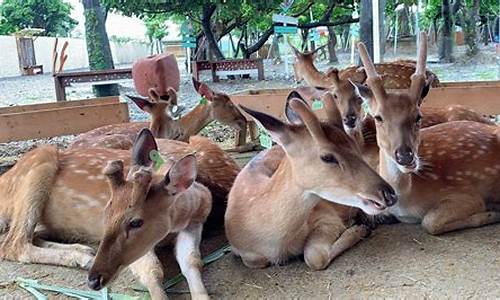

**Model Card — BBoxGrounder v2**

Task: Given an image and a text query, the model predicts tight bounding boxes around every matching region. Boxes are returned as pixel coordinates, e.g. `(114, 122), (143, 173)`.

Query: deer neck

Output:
(300, 62), (335, 88)
(378, 148), (412, 196)
(150, 113), (177, 139)
(264, 158), (322, 229)
(178, 104), (213, 138)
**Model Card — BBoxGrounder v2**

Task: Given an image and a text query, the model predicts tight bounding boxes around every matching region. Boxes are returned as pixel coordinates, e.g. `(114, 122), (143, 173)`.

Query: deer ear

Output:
(192, 77), (214, 100)
(419, 75), (435, 105)
(164, 155), (197, 195)
(131, 128), (158, 167)
(127, 95), (153, 113)
(239, 105), (290, 146)
(285, 91), (307, 125)
(350, 80), (374, 103)
(148, 88), (162, 102)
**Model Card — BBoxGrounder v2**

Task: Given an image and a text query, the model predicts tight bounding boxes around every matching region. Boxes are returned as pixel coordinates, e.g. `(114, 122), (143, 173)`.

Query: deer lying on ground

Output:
(0, 128), (212, 299)
(225, 96), (398, 270)
(353, 32), (500, 235)
(290, 44), (440, 89)
(70, 78), (249, 149)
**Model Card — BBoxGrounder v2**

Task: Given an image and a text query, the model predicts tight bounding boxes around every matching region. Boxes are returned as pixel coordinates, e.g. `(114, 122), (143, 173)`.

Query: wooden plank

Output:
(0, 102), (129, 143)
(424, 86), (500, 115)
(0, 97), (120, 114)
(439, 80), (500, 88)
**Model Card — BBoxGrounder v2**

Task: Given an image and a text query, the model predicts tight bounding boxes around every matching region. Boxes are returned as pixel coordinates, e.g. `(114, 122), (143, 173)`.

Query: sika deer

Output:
(290, 44), (440, 89)
(70, 78), (249, 149)
(70, 87), (180, 149)
(0, 129), (214, 299)
(355, 32), (500, 235)
(225, 97), (397, 270)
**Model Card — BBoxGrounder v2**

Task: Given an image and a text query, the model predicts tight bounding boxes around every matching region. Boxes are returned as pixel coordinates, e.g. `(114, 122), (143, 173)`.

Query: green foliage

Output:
(0, 0), (77, 36)
(144, 14), (169, 41)
(84, 8), (109, 70)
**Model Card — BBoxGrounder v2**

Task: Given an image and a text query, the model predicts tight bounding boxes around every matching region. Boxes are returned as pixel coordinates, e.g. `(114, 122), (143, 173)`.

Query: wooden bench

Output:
(53, 69), (133, 101)
(192, 59), (265, 82)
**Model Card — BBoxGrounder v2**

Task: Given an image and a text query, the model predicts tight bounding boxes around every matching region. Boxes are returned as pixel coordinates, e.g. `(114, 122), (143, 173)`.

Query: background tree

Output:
(0, 0), (77, 36)
(144, 14), (169, 55)
(82, 0), (117, 97)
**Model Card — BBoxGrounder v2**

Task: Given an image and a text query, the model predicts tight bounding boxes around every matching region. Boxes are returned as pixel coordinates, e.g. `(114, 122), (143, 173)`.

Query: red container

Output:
(132, 53), (180, 97)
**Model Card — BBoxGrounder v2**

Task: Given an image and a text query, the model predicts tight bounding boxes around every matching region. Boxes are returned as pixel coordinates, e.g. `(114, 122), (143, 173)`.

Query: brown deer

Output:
(70, 78), (249, 149)
(290, 43), (440, 89)
(0, 129), (212, 300)
(225, 97), (398, 270)
(354, 32), (500, 235)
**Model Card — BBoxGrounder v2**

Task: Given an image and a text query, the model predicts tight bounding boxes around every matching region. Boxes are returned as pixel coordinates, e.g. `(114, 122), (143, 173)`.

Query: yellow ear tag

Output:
(362, 100), (372, 116)
(256, 125), (272, 149)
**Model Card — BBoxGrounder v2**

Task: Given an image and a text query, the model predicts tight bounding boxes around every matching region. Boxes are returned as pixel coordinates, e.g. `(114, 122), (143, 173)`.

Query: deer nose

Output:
(395, 146), (415, 166)
(379, 184), (397, 207)
(343, 114), (357, 129)
(87, 273), (103, 290)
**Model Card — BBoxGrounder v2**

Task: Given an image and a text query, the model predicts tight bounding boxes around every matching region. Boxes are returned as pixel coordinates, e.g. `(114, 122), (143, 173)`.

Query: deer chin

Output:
(357, 193), (388, 215)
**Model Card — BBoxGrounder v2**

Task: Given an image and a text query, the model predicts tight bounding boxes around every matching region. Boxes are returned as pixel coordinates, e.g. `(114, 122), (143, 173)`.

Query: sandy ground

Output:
(2, 223), (500, 298)
(1, 44), (500, 298)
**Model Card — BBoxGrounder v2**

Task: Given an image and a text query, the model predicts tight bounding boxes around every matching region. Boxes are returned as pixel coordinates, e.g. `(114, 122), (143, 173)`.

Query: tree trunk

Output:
(201, 5), (224, 60)
(82, 0), (118, 97)
(463, 0), (480, 56)
(269, 34), (281, 63)
(438, 0), (454, 62)
(359, 0), (385, 63)
(327, 26), (338, 63)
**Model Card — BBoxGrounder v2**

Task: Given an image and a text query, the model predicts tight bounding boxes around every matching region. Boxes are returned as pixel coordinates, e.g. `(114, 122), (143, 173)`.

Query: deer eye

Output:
(320, 154), (338, 164)
(128, 219), (144, 229)
(333, 94), (338, 100)
(374, 115), (383, 123)
(415, 114), (422, 124)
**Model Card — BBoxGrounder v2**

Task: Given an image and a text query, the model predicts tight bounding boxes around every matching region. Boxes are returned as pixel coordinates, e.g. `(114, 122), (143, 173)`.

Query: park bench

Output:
(53, 68), (132, 101)
(192, 59), (265, 82)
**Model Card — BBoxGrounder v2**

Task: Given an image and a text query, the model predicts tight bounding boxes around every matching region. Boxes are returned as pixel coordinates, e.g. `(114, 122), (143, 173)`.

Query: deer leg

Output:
(33, 237), (96, 256)
(304, 223), (369, 271)
(422, 196), (500, 235)
(128, 251), (168, 300)
(11, 243), (94, 269)
(175, 223), (209, 300)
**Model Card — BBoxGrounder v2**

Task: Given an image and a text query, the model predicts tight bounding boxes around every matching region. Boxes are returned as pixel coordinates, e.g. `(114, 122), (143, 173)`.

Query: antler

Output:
(131, 168), (152, 206)
(104, 160), (125, 188)
(357, 42), (387, 101)
(409, 32), (428, 103)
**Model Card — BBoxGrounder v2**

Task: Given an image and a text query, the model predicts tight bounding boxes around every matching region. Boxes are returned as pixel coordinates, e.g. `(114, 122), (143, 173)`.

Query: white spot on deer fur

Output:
(208, 159), (214, 164)
(467, 143), (475, 148)
(74, 169), (89, 175)
(429, 173), (439, 180)
(437, 150), (446, 156)
(465, 171), (472, 176)
(446, 176), (454, 180)
(480, 145), (488, 150)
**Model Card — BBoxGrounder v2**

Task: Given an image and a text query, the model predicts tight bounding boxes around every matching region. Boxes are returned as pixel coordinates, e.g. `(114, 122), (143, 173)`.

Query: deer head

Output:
(192, 77), (247, 131)
(88, 129), (199, 291)
(241, 96), (397, 215)
(290, 43), (327, 83)
(353, 32), (429, 173)
(127, 88), (179, 138)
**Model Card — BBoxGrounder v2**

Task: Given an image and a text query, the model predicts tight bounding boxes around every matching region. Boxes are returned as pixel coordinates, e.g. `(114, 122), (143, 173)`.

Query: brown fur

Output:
(0, 131), (212, 299)
(357, 33), (500, 235)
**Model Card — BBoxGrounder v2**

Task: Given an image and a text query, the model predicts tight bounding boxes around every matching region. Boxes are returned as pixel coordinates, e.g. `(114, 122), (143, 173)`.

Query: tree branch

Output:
(298, 18), (359, 29)
(291, 1), (315, 18)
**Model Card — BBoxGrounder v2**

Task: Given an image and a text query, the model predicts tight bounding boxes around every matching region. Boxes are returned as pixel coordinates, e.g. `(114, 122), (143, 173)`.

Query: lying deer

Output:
(354, 32), (500, 234)
(0, 128), (217, 299)
(225, 96), (398, 270)
(290, 43), (440, 89)
(70, 78), (249, 149)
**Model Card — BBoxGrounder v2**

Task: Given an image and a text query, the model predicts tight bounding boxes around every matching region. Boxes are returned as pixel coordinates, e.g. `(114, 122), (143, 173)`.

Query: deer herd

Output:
(0, 32), (498, 299)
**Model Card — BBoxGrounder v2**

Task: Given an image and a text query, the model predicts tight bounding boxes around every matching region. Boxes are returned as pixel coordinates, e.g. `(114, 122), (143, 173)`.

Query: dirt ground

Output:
(2, 223), (500, 298)
(1, 43), (500, 299)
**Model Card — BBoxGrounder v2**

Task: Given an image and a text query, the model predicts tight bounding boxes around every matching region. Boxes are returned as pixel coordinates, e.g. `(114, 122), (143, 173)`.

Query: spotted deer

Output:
(0, 129), (222, 299)
(290, 44), (440, 89)
(354, 32), (500, 235)
(70, 78), (249, 149)
(225, 97), (398, 270)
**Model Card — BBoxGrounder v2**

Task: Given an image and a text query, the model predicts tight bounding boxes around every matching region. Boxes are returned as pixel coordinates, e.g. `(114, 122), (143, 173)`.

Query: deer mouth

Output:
(358, 194), (387, 211)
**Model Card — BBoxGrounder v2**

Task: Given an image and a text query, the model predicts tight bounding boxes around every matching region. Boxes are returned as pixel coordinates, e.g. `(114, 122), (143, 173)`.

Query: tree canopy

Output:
(0, 0), (78, 36)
